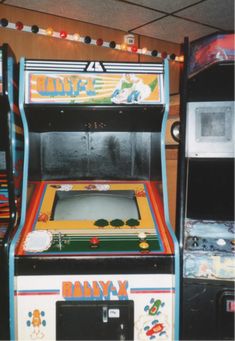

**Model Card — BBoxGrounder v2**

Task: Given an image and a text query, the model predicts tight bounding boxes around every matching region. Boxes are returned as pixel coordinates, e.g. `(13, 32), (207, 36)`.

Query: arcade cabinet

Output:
(8, 59), (179, 340)
(176, 33), (235, 340)
(0, 44), (25, 340)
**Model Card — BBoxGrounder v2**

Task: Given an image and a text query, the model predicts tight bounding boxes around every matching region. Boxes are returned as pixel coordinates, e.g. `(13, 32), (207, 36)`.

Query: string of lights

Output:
(0, 18), (184, 62)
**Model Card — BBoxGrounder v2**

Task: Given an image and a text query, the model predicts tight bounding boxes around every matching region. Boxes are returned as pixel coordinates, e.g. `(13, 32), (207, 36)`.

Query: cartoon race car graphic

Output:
(26, 309), (46, 339)
(136, 298), (169, 340)
(111, 74), (154, 104)
(146, 322), (164, 336)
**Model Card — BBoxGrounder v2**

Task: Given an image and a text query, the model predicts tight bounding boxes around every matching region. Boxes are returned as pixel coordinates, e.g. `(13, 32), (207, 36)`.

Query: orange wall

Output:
(0, 4), (180, 229)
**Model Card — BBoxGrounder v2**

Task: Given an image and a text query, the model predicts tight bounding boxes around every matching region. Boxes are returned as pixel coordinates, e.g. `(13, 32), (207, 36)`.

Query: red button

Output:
(90, 237), (100, 247)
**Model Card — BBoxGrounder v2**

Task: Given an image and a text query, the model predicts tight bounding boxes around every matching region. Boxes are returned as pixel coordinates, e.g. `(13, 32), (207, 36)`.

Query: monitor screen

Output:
(52, 190), (140, 221)
(196, 106), (232, 142)
(200, 112), (226, 137)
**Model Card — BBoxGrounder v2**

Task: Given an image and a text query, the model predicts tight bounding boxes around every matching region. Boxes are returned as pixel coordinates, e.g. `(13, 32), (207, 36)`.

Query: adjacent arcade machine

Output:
(8, 58), (179, 340)
(176, 33), (235, 340)
(0, 44), (25, 340)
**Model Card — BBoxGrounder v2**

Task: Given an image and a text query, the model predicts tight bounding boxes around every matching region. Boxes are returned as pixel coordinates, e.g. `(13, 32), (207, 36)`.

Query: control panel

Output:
(185, 236), (235, 253)
(42, 231), (158, 254)
(183, 219), (235, 280)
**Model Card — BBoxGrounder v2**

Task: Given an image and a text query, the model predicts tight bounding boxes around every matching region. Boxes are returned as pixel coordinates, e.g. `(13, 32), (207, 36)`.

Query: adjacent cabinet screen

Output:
(196, 107), (232, 141)
(186, 101), (234, 157)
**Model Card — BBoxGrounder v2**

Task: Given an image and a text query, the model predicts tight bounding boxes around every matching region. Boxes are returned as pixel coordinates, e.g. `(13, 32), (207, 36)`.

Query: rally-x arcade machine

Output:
(177, 33), (235, 340)
(0, 44), (25, 340)
(8, 58), (179, 340)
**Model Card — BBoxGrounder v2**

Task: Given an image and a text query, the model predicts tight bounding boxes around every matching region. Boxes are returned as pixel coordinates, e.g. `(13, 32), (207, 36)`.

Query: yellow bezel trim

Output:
(35, 183), (156, 232)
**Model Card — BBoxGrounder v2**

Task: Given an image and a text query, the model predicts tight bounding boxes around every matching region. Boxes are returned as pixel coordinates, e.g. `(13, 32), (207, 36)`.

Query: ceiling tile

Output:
(4, 0), (163, 32)
(178, 0), (234, 30)
(133, 16), (216, 43)
(4, 0), (233, 43)
(127, 0), (202, 13)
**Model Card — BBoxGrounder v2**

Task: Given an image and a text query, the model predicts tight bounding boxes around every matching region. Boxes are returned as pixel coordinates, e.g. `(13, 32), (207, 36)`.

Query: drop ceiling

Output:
(2, 0), (234, 43)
